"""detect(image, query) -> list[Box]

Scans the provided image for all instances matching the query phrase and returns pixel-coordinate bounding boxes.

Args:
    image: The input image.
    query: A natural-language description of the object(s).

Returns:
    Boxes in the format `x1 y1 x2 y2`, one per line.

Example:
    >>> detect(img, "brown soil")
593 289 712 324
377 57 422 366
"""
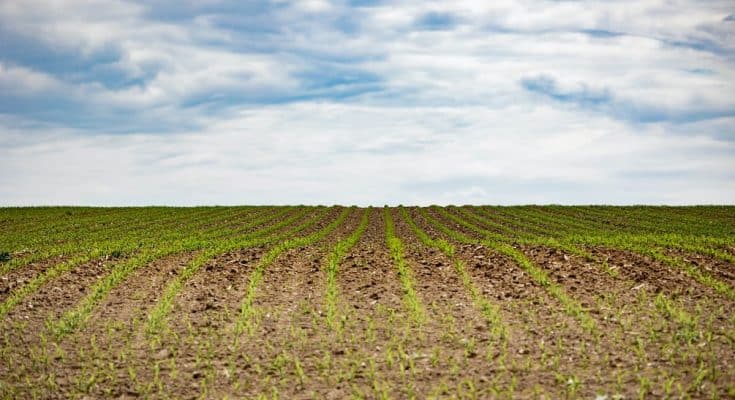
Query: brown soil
584 246 734 304
1 207 733 399
0 256 66 303
412 209 616 395
421 207 735 398
0 255 126 331
663 248 735 289
0 254 128 397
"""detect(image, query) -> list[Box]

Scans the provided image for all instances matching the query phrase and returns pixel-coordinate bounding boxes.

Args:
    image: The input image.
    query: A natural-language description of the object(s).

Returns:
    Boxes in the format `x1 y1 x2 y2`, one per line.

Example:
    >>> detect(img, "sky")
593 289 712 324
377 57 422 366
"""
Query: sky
1 0 734 206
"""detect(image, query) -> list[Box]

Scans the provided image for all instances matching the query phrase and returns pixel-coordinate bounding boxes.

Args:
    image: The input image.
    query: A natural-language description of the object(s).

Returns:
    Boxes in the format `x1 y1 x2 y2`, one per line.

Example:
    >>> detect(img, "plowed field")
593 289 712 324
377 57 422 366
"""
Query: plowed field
1 206 734 399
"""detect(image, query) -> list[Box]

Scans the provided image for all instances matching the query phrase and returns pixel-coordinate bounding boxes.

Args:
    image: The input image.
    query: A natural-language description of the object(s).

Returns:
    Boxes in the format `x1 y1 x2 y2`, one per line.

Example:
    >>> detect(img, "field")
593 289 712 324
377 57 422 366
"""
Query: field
1 206 734 399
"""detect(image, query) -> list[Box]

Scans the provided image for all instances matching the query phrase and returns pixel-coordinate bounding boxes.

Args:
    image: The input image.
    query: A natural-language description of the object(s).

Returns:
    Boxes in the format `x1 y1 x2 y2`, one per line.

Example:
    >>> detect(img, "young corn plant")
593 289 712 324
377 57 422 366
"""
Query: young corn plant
235 207 352 335
418 207 597 333
399 207 506 342
383 207 425 325
325 208 371 331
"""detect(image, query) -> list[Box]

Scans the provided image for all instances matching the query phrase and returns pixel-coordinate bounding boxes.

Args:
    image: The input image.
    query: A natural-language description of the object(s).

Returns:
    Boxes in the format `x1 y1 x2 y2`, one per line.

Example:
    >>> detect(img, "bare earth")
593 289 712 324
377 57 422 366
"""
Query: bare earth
1 207 733 399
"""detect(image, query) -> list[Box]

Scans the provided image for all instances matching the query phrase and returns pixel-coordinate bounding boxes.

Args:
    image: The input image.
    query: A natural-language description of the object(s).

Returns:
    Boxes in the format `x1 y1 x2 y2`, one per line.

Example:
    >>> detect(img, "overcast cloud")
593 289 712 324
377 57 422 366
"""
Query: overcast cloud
1 0 734 205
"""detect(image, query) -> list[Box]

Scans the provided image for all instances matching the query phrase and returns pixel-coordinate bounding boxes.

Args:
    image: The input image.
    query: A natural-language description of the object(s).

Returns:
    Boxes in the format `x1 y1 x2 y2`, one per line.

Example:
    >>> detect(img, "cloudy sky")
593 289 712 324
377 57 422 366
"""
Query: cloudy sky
1 0 734 206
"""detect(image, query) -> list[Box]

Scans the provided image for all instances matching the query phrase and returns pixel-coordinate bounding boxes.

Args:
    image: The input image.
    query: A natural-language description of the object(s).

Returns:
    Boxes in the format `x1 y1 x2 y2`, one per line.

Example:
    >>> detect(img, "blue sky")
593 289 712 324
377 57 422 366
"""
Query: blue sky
0 0 734 205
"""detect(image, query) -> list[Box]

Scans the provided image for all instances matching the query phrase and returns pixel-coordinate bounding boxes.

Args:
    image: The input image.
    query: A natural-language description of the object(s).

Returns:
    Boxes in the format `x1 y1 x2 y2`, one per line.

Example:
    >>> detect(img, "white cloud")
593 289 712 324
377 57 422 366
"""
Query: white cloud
0 63 65 94
1 103 733 205
0 0 733 204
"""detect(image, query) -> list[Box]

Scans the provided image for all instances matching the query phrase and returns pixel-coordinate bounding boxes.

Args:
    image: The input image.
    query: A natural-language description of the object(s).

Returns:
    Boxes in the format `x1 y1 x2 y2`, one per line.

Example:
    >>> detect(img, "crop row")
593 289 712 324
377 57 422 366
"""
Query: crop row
53 207 309 338
444 206 734 298
419 208 598 333
0 206 264 275
384 208 425 325
1 207 297 321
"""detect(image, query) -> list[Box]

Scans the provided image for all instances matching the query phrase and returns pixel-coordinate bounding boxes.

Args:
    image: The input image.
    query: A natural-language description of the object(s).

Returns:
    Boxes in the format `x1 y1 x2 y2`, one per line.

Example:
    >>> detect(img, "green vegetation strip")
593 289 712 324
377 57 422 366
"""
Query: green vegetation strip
450 207 615 276
400 208 505 340
653 292 698 343
565 234 735 301
473 207 735 289
324 208 371 331
147 207 332 336
50 207 296 338
0 207 243 276
4 207 180 245
0 206 251 275
1 207 288 320
384 207 425 325
602 233 735 270
451 207 519 238
477 207 549 238
0 207 190 259
0 207 165 250
492 206 735 265
459 208 705 341
418 208 597 333
0 252 107 318
236 207 353 335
